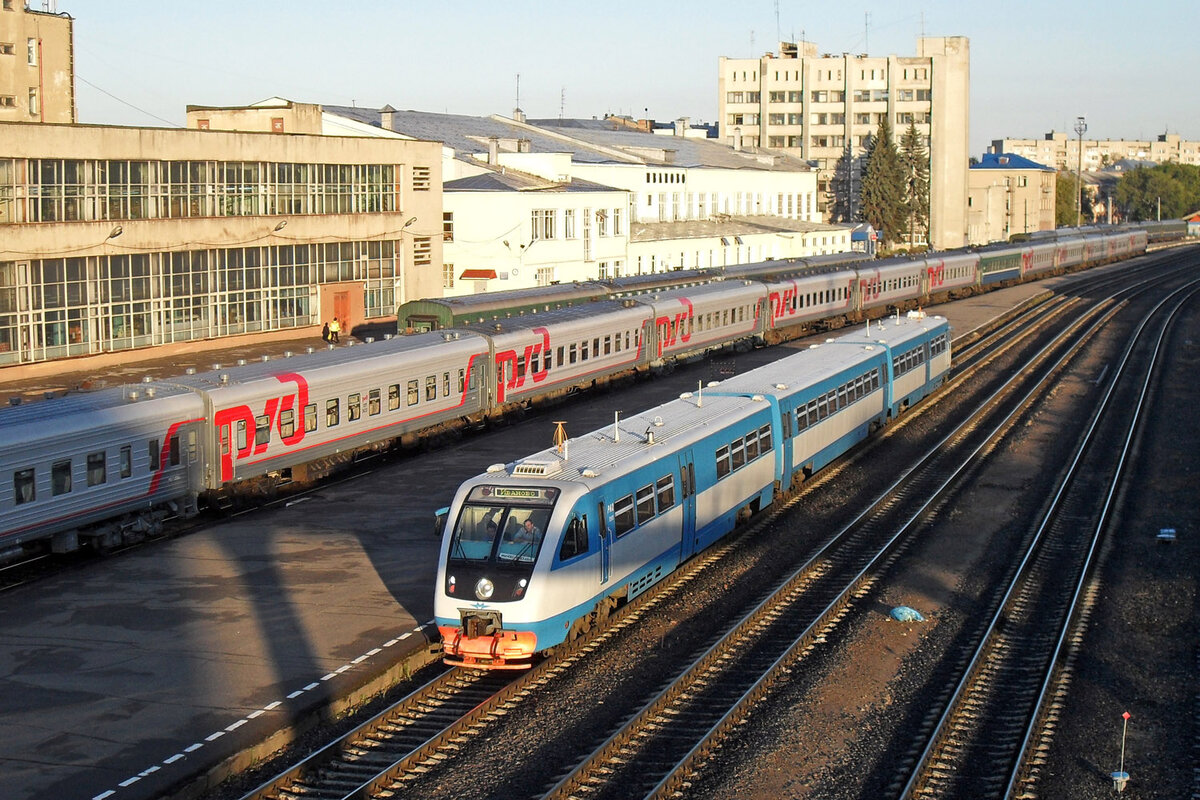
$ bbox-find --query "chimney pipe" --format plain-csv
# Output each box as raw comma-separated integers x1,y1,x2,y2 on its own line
380,104,396,131
488,136,500,164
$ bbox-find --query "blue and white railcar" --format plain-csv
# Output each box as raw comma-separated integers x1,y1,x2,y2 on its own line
464,301,651,408
708,315,950,491
435,391,778,668
0,384,206,558
857,258,928,313
641,281,765,363
761,267,858,335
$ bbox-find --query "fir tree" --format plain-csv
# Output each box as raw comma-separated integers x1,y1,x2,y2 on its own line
830,144,860,223
859,116,906,249
900,123,930,247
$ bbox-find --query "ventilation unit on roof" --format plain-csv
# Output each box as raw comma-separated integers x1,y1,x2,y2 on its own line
512,461,553,477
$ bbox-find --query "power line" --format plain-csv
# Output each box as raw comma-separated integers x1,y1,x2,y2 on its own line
76,74,182,128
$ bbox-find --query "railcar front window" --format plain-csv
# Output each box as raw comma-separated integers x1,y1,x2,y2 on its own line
447,486,558,567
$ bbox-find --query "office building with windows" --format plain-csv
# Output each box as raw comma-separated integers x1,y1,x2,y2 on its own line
967,153,1056,245
0,0,74,123
718,36,969,249
0,119,442,367
989,131,1200,171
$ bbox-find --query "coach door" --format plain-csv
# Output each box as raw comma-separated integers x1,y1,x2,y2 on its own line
679,454,698,559
598,500,611,584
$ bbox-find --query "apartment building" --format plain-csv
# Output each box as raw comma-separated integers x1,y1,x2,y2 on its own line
0,120,442,366
967,153,1056,245
718,36,969,249
989,131,1200,171
0,0,74,123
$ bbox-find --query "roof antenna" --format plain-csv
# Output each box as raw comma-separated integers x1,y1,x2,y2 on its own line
613,411,621,443
554,420,568,460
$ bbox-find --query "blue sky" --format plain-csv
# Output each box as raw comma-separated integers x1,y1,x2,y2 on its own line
71,0,1195,158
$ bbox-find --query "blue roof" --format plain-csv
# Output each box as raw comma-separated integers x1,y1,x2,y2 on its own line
974,153,1054,172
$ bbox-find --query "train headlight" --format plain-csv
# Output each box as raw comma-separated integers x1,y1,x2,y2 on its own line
514,578,528,598
448,575,456,595
475,578,495,600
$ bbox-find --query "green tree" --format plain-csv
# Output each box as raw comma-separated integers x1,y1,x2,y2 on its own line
1112,163,1200,221
830,143,860,223
900,122,930,247
858,117,906,248
1055,171,1093,227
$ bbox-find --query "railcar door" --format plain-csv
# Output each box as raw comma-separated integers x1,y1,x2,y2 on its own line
678,454,698,559
597,501,611,584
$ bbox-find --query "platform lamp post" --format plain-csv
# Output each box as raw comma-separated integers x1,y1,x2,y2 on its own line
1074,116,1087,227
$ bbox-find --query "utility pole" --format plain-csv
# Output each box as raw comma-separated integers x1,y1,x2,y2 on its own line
1074,116,1087,227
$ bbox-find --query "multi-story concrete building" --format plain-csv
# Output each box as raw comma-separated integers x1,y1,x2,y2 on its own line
0,0,74,123
967,153,1056,245
717,36,970,249
0,119,442,366
989,132,1200,171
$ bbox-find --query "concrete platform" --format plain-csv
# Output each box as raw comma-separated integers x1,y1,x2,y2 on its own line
0,264,1136,800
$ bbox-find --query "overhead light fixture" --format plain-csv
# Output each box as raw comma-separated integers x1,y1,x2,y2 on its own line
107,225,123,240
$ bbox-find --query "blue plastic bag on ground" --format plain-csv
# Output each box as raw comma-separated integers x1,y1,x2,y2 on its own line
890,605,925,622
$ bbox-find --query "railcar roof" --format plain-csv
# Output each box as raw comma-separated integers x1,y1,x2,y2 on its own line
458,299,647,336
161,329,486,390
481,393,764,488
0,381,198,431
413,282,605,314
709,315,948,397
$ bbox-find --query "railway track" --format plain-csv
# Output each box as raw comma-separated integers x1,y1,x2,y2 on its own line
897,281,1200,799
221,254,1196,800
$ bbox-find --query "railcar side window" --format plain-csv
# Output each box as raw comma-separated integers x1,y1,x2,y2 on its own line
716,444,732,478
636,484,655,525
280,409,295,439
407,380,418,406
388,384,400,411
348,393,362,422
169,436,181,466
255,414,271,446
368,389,381,416
457,369,465,393
148,439,159,470
87,452,106,486
731,439,746,470
656,475,675,512
442,372,450,397
559,516,589,560
326,398,340,427
14,468,34,504
425,376,436,401
759,424,773,453
304,403,317,432
613,494,635,536
120,446,132,478
52,460,71,495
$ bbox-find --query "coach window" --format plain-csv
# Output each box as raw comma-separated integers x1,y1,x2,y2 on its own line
52,459,72,495
88,452,107,486
14,468,34,504
636,484,656,525
388,384,401,410
557,345,565,365
235,420,248,452
148,439,159,470
348,393,362,422
304,403,317,432
442,371,450,397
613,494,635,536
745,430,759,460
368,389,381,416
280,409,296,439
758,424,773,453
424,376,436,401
255,414,271,446
559,515,589,560
581,340,589,360
593,337,600,357
326,398,340,427
569,343,578,364
715,444,732,478
604,335,612,355
169,436,181,467
457,369,466,393
407,379,419,406
120,446,132,478
656,475,675,511
731,438,746,470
